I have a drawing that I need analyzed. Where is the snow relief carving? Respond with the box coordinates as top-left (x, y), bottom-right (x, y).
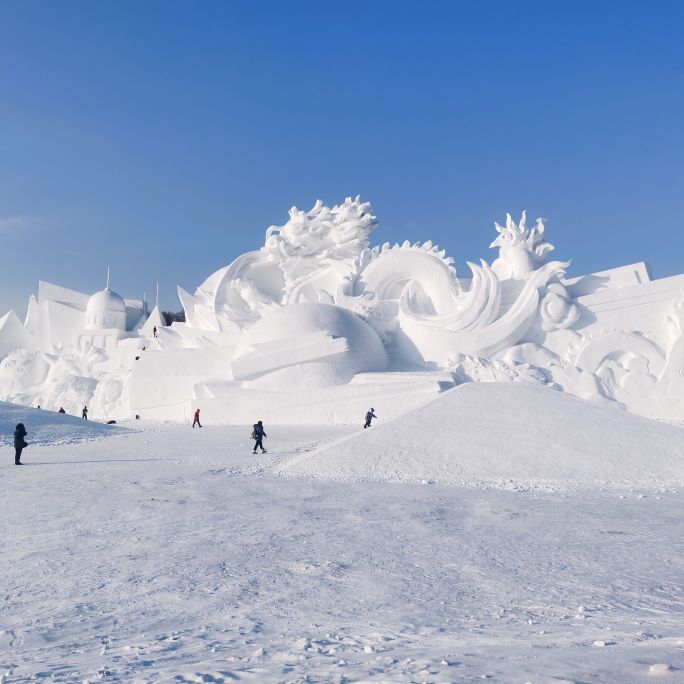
top-left (2, 197), bottom-right (684, 424)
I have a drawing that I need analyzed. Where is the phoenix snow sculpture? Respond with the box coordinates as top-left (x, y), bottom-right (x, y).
top-left (1, 196), bottom-right (684, 423)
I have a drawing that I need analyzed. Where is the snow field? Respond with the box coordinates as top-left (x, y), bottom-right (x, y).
top-left (0, 402), bottom-right (682, 682)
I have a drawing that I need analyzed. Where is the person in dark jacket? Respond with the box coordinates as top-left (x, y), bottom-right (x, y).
top-left (252, 420), bottom-right (267, 454)
top-left (58, 407), bottom-right (66, 414)
top-left (363, 407), bottom-right (377, 428)
top-left (192, 408), bottom-right (202, 428)
top-left (82, 406), bottom-right (88, 420)
top-left (14, 423), bottom-right (28, 465)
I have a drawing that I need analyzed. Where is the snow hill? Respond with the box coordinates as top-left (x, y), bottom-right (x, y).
top-left (0, 400), bottom-right (127, 447)
top-left (281, 382), bottom-right (684, 490)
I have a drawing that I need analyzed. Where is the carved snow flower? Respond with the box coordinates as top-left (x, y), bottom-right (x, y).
top-left (540, 282), bottom-right (579, 331)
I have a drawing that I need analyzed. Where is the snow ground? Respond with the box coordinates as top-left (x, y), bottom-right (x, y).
top-left (0, 409), bottom-right (683, 682)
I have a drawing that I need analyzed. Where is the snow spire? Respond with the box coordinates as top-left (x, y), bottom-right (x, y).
top-left (106, 266), bottom-right (111, 290)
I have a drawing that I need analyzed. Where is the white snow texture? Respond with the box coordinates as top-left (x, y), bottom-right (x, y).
top-left (1, 384), bottom-right (683, 682)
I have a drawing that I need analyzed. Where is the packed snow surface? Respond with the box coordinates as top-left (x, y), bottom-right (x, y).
top-left (0, 401), bottom-right (126, 448)
top-left (1, 398), bottom-right (683, 682)
top-left (282, 382), bottom-right (684, 490)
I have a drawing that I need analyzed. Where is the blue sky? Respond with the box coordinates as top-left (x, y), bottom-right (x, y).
top-left (1, 0), bottom-right (683, 315)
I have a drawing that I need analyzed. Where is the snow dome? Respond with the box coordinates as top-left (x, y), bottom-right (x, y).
top-left (85, 288), bottom-right (127, 330)
top-left (233, 302), bottom-right (388, 390)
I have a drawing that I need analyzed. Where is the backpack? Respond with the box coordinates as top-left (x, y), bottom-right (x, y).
top-left (250, 429), bottom-right (256, 439)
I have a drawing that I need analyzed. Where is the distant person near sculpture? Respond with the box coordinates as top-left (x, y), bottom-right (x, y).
top-left (14, 423), bottom-right (28, 465)
top-left (252, 420), bottom-right (267, 454)
top-left (192, 408), bottom-right (202, 428)
top-left (58, 407), bottom-right (66, 414)
top-left (153, 326), bottom-right (158, 338)
top-left (364, 408), bottom-right (377, 428)
top-left (82, 406), bottom-right (88, 420)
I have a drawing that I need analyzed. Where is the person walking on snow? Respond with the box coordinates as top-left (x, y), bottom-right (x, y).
top-left (14, 423), bottom-right (28, 465)
top-left (82, 406), bottom-right (88, 420)
top-left (192, 408), bottom-right (202, 428)
top-left (252, 420), bottom-right (267, 454)
top-left (364, 407), bottom-right (377, 428)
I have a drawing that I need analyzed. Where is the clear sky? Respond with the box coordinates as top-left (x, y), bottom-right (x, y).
top-left (1, 0), bottom-right (683, 315)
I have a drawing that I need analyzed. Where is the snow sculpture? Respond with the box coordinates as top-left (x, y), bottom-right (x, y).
top-left (178, 200), bottom-right (576, 367)
top-left (0, 278), bottom-right (166, 417)
top-left (2, 196), bottom-right (684, 423)
top-left (178, 197), bottom-right (377, 332)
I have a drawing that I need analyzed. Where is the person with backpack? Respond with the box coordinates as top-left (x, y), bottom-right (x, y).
top-left (252, 420), bottom-right (267, 454)
top-left (14, 423), bottom-right (28, 465)
top-left (82, 406), bottom-right (88, 420)
top-left (192, 408), bottom-right (202, 428)
top-left (364, 407), bottom-right (377, 428)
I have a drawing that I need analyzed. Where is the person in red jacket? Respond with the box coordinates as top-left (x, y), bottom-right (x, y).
top-left (192, 408), bottom-right (202, 428)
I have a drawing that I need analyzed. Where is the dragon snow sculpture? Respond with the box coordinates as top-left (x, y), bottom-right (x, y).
top-left (178, 197), bottom-right (578, 364)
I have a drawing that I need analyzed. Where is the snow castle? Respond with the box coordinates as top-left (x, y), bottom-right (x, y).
top-left (2, 196), bottom-right (684, 423)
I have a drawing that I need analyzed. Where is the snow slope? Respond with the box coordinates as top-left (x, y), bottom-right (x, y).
top-left (0, 401), bottom-right (128, 447)
top-left (281, 382), bottom-right (684, 490)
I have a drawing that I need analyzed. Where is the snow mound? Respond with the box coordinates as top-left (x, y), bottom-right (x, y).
top-left (0, 401), bottom-right (128, 447)
top-left (280, 383), bottom-right (684, 490)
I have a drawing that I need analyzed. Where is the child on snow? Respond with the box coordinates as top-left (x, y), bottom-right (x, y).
top-left (364, 408), bottom-right (377, 428)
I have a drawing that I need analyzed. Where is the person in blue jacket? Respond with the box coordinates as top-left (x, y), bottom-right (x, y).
top-left (252, 420), bottom-right (267, 454)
